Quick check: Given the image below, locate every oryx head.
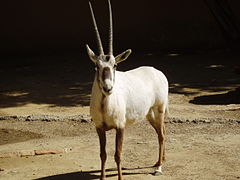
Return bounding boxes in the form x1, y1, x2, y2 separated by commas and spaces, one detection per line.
86, 0, 131, 95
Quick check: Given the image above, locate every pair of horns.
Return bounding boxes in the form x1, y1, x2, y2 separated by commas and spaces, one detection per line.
89, 0, 113, 55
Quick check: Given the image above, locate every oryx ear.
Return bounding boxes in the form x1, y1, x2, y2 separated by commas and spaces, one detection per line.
115, 49, 132, 64
86, 44, 97, 64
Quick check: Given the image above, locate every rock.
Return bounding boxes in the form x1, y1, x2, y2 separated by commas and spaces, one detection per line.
64, 147, 73, 153
0, 152, 18, 158
19, 150, 35, 157
192, 119, 198, 123
178, 119, 184, 123
0, 117, 6, 120
10, 115, 17, 119
81, 119, 89, 123
34, 149, 65, 155
204, 119, 211, 123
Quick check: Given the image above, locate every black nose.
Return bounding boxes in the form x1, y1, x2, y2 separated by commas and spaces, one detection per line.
103, 87, 112, 93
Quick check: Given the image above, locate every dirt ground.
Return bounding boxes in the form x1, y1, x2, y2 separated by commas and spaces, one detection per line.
0, 51, 240, 180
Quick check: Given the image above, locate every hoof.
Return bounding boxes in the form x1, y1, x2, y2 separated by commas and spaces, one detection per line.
154, 170, 163, 176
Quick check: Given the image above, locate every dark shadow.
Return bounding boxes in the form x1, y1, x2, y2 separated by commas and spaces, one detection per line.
35, 170, 99, 180
189, 87, 240, 105
161, 51, 240, 104
0, 128, 43, 145
35, 167, 152, 180
0, 50, 240, 108
0, 54, 94, 107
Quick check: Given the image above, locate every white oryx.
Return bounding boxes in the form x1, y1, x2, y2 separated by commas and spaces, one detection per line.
86, 0, 169, 179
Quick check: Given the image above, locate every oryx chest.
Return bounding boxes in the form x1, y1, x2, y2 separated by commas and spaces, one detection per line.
90, 94, 125, 129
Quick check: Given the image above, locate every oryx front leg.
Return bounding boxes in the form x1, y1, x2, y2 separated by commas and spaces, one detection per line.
115, 128, 124, 180
96, 128, 107, 180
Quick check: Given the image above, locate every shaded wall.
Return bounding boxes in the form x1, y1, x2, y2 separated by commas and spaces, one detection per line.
1, 0, 240, 56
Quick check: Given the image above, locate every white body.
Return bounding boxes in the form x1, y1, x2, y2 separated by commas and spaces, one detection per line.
90, 66, 169, 130
87, 1, 168, 177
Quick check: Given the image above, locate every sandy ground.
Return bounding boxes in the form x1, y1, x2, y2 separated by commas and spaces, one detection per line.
0, 52, 240, 180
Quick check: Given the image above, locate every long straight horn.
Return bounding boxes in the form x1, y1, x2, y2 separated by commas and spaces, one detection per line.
89, 1, 104, 55
108, 0, 113, 55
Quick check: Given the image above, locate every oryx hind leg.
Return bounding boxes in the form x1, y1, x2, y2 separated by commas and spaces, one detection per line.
147, 106, 166, 175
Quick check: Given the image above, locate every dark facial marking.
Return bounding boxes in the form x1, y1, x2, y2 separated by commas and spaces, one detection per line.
102, 67, 111, 81
101, 95, 105, 113
105, 55, 111, 62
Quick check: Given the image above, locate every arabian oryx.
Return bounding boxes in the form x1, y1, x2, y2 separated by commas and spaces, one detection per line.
86, 0, 169, 179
